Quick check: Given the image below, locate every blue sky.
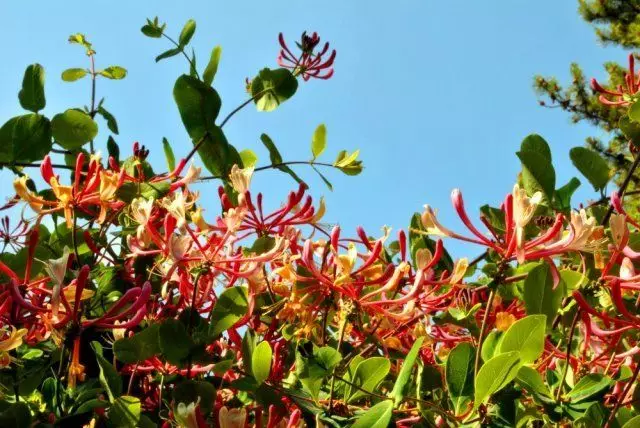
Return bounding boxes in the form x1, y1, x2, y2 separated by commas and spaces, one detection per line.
0, 1, 626, 258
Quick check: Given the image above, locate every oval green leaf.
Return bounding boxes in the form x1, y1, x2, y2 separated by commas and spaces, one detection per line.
498, 315, 546, 364
251, 341, 272, 385
474, 351, 522, 408
51, 109, 98, 150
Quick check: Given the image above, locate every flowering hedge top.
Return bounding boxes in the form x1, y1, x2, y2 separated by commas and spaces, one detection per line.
1, 15, 640, 428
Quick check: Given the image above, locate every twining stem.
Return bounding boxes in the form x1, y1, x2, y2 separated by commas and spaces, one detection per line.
89, 53, 97, 154
328, 311, 349, 415
186, 270, 204, 378
161, 33, 200, 80
199, 161, 337, 181
0, 161, 73, 170
555, 310, 580, 403
474, 289, 495, 377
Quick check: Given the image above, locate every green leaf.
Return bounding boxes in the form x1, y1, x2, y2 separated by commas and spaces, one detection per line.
203, 45, 222, 86
623, 415, 640, 428
498, 315, 546, 364
209, 286, 249, 337
97, 106, 119, 134
99, 66, 127, 80
312, 165, 333, 191
173, 74, 240, 177
569, 147, 611, 192
156, 47, 182, 62
352, 400, 393, 428
113, 323, 161, 364
115, 182, 170, 203
474, 351, 522, 408
521, 134, 552, 160
620, 116, 640, 143
141, 18, 165, 38
390, 336, 425, 407
9, 113, 52, 162
51, 109, 98, 150
173, 380, 216, 414
91, 341, 122, 402
252, 341, 272, 385
61, 68, 88, 82
260, 133, 305, 184
516, 366, 553, 402
311, 124, 327, 160
563, 373, 612, 403
523, 263, 563, 326
517, 149, 555, 201
179, 19, 196, 47
19, 64, 46, 112
481, 330, 502, 362
159, 319, 194, 365
251, 68, 298, 112
239, 149, 258, 167
348, 357, 391, 403
295, 343, 341, 401
630, 99, 640, 123
554, 177, 581, 212
109, 396, 140, 428
445, 342, 475, 414
162, 137, 176, 171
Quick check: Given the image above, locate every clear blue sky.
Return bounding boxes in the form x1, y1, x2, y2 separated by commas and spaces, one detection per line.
0, 1, 626, 258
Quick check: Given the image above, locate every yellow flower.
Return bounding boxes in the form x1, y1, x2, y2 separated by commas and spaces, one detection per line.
190, 207, 209, 231
13, 175, 44, 212
610, 213, 628, 249
0, 327, 27, 368
181, 164, 201, 186
50, 176, 75, 227
449, 258, 469, 284
229, 164, 254, 195
130, 197, 154, 246
420, 205, 453, 237
383, 336, 403, 351
223, 207, 246, 232
495, 312, 517, 332
218, 406, 247, 428
175, 400, 201, 428
311, 197, 326, 224
98, 171, 119, 223
512, 184, 542, 263
415, 248, 433, 271
161, 192, 194, 228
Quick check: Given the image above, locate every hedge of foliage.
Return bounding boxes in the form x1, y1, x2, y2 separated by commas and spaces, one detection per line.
1, 16, 640, 428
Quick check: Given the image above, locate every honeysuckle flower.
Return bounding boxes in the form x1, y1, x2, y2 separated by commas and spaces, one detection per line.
420, 205, 454, 237
49, 176, 74, 227
174, 399, 206, 428
512, 184, 542, 263
414, 248, 433, 271
495, 312, 517, 332
310, 196, 326, 223
610, 213, 629, 249
591, 54, 640, 107
161, 192, 194, 228
278, 32, 336, 81
229, 164, 253, 195
449, 258, 469, 284
0, 326, 27, 368
190, 207, 209, 231
43, 247, 71, 318
222, 207, 246, 232
67, 337, 85, 389
218, 406, 247, 428
98, 170, 120, 223
130, 197, 154, 245
13, 175, 44, 212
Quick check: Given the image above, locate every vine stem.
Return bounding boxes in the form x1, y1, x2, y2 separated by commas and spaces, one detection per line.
198, 161, 337, 181
555, 310, 580, 403
602, 150, 640, 225
328, 312, 348, 415
186, 270, 204, 378
161, 33, 200, 80
89, 53, 96, 154
474, 289, 495, 377
0, 162, 73, 170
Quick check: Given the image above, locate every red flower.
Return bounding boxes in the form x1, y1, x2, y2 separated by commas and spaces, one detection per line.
278, 32, 336, 81
591, 54, 640, 107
